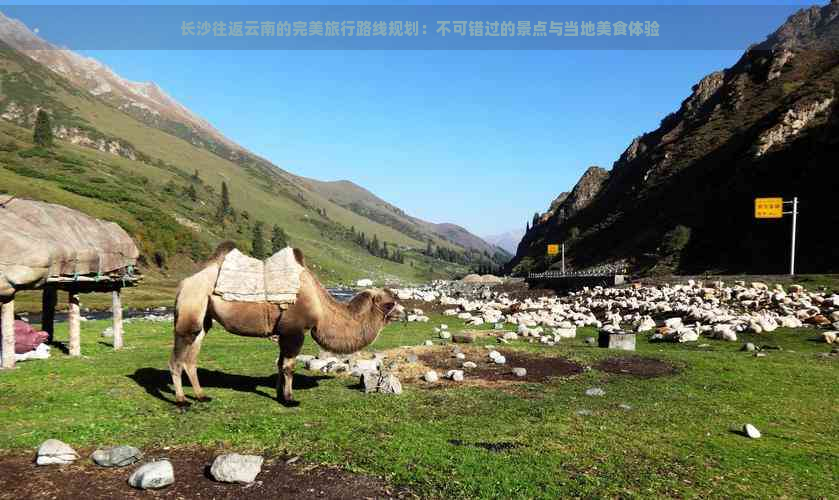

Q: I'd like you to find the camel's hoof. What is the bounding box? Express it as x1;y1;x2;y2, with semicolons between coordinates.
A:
280;399;300;408
175;400;192;413
196;396;213;403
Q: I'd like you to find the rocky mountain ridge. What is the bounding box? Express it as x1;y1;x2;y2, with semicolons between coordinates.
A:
509;1;839;275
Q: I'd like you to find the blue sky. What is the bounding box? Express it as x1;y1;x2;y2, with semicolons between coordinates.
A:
10;1;821;236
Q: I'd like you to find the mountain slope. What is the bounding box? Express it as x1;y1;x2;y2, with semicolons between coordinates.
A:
509;1;839;275
296;176;510;259
0;11;501;283
483;229;524;255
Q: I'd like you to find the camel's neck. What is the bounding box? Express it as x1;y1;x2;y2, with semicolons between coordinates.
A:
309;278;384;354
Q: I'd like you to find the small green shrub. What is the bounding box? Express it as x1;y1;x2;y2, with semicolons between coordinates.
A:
18;146;52;159
662;225;692;256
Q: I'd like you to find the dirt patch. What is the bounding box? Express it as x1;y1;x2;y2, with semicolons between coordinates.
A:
416;348;582;384
493;280;558;301
399;298;450;315
594;356;677;378
0;447;409;500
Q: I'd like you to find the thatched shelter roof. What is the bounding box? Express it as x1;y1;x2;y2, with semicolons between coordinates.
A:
0;196;139;298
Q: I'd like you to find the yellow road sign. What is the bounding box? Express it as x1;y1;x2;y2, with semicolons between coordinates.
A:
547;244;560;255
755;197;783;219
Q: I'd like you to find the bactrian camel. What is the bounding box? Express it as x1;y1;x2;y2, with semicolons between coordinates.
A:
170;241;405;406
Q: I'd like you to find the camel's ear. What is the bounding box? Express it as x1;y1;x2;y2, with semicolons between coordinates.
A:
293;248;305;267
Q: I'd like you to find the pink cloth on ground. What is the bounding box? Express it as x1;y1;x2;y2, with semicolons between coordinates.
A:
13;320;49;354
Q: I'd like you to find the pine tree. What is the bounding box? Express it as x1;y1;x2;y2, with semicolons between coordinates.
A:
426;240;433;256
186;183;197;202
191;169;201;183
33;109;54;147
532;212;540;227
252;221;266;259
372;234;380;256
271;224;288;253
221;182;231;214
217;181;232;222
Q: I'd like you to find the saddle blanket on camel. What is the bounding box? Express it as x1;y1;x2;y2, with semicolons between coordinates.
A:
213;247;304;305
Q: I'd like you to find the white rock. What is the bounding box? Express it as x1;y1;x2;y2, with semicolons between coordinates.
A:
677;328;699;343
424;340;434;346
378;374;403;394
423;371;439;383
353;359;380;372
91;445;142;468
488;350;501;360
210;453;263;484
445;369;464;381
462;361;477;369
511;367;526;377
743;424;761;439
712;324;738;342
36;439;79;465
455;353;466;360
356;278;373;287
585;387;605;397
554;327;576;339
307;358;337;372
439;331;451;340
635;316;656;332
128;460;175;489
493;355;506;365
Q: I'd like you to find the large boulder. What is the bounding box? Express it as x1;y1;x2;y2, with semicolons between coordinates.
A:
128;460;175;490
91;445;142;467
210;453;264;484
35;439;79;466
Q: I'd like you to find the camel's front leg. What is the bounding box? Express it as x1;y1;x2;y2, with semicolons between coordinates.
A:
278;332;304;406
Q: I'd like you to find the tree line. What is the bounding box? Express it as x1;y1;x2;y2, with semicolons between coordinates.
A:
349;226;405;263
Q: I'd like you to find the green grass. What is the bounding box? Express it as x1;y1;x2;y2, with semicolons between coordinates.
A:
1;315;837;498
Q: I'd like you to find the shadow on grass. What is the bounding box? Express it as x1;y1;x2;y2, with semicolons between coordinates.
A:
127;367;330;406
50;341;69;355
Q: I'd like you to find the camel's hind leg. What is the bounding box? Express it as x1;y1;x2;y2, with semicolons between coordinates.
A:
169;331;195;407
278;332;305;406
183;331;209;401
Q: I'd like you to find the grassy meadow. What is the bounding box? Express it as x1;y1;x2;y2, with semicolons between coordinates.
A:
0;314;837;498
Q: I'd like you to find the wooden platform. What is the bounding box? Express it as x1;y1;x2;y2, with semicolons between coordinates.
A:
0;273;140;369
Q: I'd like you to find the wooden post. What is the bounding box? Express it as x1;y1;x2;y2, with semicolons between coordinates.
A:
68;291;81;357
112;288;123;350
1;300;15;369
42;287;57;343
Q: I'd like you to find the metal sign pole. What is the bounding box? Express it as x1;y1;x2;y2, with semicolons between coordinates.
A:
789;196;798;276
561;243;565;274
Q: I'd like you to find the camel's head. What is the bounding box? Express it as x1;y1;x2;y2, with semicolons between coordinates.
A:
368;288;406;324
